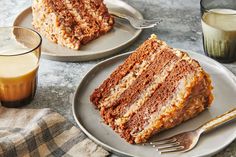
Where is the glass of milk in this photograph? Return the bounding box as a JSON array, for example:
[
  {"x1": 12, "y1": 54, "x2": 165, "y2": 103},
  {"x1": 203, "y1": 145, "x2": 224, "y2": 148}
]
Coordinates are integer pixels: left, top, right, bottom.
[
  {"x1": 0, "y1": 27, "x2": 42, "y2": 107},
  {"x1": 201, "y1": 0, "x2": 236, "y2": 63}
]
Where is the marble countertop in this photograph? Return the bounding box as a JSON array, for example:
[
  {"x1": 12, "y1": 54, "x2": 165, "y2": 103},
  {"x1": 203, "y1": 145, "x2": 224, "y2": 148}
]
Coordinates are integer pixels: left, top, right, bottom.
[{"x1": 0, "y1": 0, "x2": 235, "y2": 156}]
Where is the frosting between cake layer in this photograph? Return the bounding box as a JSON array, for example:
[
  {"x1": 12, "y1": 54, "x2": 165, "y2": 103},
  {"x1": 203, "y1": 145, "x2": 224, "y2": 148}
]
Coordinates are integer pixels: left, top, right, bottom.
[
  {"x1": 99, "y1": 44, "x2": 167, "y2": 108},
  {"x1": 133, "y1": 70, "x2": 204, "y2": 143},
  {"x1": 117, "y1": 55, "x2": 202, "y2": 141},
  {"x1": 114, "y1": 57, "x2": 182, "y2": 126}
]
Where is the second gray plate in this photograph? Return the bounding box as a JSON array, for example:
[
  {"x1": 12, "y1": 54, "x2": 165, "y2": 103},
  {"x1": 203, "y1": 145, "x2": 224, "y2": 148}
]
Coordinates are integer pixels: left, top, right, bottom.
[
  {"x1": 13, "y1": 0, "x2": 143, "y2": 62},
  {"x1": 73, "y1": 51, "x2": 236, "y2": 157}
]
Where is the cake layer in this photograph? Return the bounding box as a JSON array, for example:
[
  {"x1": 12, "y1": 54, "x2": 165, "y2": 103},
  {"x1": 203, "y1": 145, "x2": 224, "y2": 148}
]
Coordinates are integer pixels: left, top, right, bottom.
[
  {"x1": 90, "y1": 36, "x2": 164, "y2": 107},
  {"x1": 134, "y1": 73, "x2": 213, "y2": 143},
  {"x1": 32, "y1": 0, "x2": 82, "y2": 49},
  {"x1": 101, "y1": 48, "x2": 181, "y2": 127},
  {"x1": 64, "y1": 0, "x2": 100, "y2": 44},
  {"x1": 114, "y1": 54, "x2": 181, "y2": 126},
  {"x1": 99, "y1": 48, "x2": 163, "y2": 109},
  {"x1": 117, "y1": 59, "x2": 199, "y2": 143}
]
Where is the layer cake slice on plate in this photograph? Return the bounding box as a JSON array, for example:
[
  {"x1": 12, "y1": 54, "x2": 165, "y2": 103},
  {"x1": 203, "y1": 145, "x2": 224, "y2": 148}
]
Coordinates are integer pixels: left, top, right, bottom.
[
  {"x1": 32, "y1": 0, "x2": 114, "y2": 49},
  {"x1": 90, "y1": 34, "x2": 213, "y2": 144}
]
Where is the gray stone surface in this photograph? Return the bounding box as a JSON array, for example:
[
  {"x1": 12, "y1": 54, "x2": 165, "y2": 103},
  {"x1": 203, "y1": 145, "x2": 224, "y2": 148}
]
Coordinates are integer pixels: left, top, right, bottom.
[{"x1": 0, "y1": 0, "x2": 235, "y2": 156}]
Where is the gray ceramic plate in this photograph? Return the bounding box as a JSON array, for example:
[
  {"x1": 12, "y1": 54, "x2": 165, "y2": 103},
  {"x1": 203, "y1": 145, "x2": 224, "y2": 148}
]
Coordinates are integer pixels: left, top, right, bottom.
[
  {"x1": 13, "y1": 0, "x2": 142, "y2": 62},
  {"x1": 73, "y1": 50, "x2": 236, "y2": 157}
]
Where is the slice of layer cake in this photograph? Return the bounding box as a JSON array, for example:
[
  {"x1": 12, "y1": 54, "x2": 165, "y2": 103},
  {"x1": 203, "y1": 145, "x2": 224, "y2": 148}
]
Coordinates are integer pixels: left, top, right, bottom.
[
  {"x1": 90, "y1": 35, "x2": 213, "y2": 144},
  {"x1": 32, "y1": 0, "x2": 114, "y2": 50}
]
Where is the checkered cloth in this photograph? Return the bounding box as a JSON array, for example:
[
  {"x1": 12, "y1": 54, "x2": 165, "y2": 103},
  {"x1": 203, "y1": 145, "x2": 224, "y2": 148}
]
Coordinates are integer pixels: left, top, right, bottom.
[{"x1": 0, "y1": 107, "x2": 109, "y2": 157}]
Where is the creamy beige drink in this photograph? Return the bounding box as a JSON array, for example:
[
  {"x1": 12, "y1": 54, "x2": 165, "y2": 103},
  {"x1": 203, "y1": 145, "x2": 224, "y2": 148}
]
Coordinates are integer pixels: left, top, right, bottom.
[
  {"x1": 0, "y1": 52, "x2": 38, "y2": 105},
  {"x1": 201, "y1": 9, "x2": 236, "y2": 62},
  {"x1": 0, "y1": 47, "x2": 39, "y2": 107},
  {"x1": 0, "y1": 26, "x2": 41, "y2": 107}
]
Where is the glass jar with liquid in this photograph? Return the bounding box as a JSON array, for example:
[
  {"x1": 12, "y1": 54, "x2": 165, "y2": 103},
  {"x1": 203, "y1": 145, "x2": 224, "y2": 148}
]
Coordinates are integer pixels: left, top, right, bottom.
[
  {"x1": 201, "y1": 0, "x2": 236, "y2": 63},
  {"x1": 0, "y1": 27, "x2": 42, "y2": 107}
]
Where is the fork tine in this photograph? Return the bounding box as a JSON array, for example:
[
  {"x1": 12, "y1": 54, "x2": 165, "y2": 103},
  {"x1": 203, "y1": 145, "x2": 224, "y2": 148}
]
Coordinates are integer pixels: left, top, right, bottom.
[
  {"x1": 140, "y1": 23, "x2": 157, "y2": 27},
  {"x1": 131, "y1": 19, "x2": 161, "y2": 29},
  {"x1": 156, "y1": 142, "x2": 180, "y2": 150},
  {"x1": 150, "y1": 137, "x2": 177, "y2": 145},
  {"x1": 158, "y1": 146, "x2": 185, "y2": 154},
  {"x1": 142, "y1": 19, "x2": 162, "y2": 23},
  {"x1": 149, "y1": 141, "x2": 177, "y2": 147},
  {"x1": 156, "y1": 142, "x2": 180, "y2": 149},
  {"x1": 139, "y1": 21, "x2": 158, "y2": 25},
  {"x1": 142, "y1": 21, "x2": 162, "y2": 26},
  {"x1": 137, "y1": 24, "x2": 157, "y2": 29}
]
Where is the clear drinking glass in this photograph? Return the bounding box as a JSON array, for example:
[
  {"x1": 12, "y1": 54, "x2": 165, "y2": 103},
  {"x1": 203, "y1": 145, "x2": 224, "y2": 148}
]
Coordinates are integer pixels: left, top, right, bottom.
[
  {"x1": 200, "y1": 0, "x2": 236, "y2": 63},
  {"x1": 0, "y1": 26, "x2": 42, "y2": 107}
]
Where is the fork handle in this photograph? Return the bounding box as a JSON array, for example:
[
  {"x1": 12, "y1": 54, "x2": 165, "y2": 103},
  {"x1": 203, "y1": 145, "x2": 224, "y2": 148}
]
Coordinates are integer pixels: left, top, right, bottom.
[{"x1": 198, "y1": 108, "x2": 236, "y2": 133}]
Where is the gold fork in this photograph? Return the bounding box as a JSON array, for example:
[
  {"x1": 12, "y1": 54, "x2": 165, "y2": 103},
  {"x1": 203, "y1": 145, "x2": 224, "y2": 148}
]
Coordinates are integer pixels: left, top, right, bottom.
[{"x1": 149, "y1": 108, "x2": 236, "y2": 154}]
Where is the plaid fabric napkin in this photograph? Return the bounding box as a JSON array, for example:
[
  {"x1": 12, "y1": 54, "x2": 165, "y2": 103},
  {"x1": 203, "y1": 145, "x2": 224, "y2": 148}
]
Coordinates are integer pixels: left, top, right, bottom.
[{"x1": 0, "y1": 107, "x2": 109, "y2": 157}]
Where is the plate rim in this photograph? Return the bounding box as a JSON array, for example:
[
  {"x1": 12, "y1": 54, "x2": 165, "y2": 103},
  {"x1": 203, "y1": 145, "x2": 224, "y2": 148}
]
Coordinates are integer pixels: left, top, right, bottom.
[
  {"x1": 13, "y1": 0, "x2": 143, "y2": 62},
  {"x1": 72, "y1": 50, "x2": 236, "y2": 157}
]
